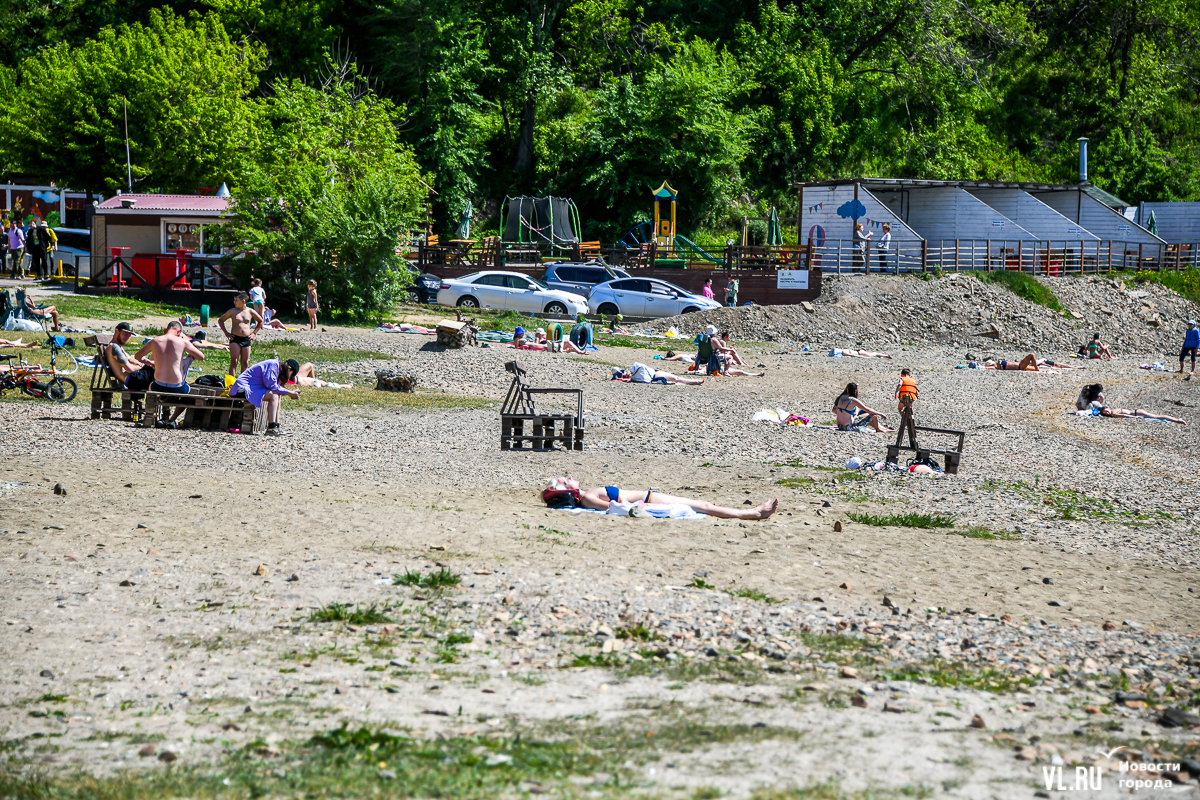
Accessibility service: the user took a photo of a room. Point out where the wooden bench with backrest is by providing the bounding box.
[500,360,583,451]
[86,334,147,421]
[885,401,965,474]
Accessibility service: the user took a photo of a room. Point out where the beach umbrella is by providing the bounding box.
[456,201,473,240]
[767,207,783,246]
[1146,209,1158,235]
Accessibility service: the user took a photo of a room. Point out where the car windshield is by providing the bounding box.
[651,280,691,296]
[527,276,551,290]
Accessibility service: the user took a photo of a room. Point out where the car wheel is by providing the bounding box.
[544,302,567,315]
[597,303,619,316]
[456,296,480,309]
[681,306,701,314]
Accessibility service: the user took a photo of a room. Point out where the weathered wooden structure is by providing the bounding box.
[500,360,584,451]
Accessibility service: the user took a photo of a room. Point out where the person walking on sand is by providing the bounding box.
[218,292,263,376]
[306,280,319,330]
[1180,320,1199,378]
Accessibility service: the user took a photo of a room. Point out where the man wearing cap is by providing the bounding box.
[231,357,299,436]
[1181,320,1200,377]
[107,322,155,391]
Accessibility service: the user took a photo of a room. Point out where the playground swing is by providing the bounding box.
[500,196,582,254]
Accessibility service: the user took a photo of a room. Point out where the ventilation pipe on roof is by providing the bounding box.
[1077,137,1089,183]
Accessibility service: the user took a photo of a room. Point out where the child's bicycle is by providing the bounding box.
[0,331,79,403]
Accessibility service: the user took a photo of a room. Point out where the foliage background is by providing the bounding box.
[1,0,1198,243]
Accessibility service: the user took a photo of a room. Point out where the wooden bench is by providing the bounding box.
[885,404,965,474]
[138,388,268,433]
[86,334,147,422]
[500,360,583,451]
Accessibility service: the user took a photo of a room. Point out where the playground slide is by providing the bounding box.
[673,234,723,264]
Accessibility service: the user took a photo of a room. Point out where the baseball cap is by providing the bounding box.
[114,322,133,333]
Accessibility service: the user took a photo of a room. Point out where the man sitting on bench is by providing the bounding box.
[134,321,207,428]
[108,321,155,391]
[232,357,300,437]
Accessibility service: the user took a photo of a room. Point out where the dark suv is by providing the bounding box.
[542,261,631,297]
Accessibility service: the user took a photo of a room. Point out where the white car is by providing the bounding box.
[587,277,722,318]
[436,271,589,315]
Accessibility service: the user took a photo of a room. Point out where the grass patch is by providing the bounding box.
[954,525,1019,541]
[1131,266,1200,305]
[615,625,663,641]
[49,293,189,322]
[846,512,955,529]
[986,479,1171,526]
[593,333,679,352]
[307,603,396,625]
[726,587,779,604]
[244,339,394,368]
[830,470,869,482]
[292,378,492,411]
[972,270,1064,312]
[775,477,815,488]
[392,568,461,589]
[569,653,625,668]
[877,659,1037,694]
[621,655,766,685]
[690,577,716,590]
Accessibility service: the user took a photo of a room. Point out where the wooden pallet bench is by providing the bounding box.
[500,360,584,451]
[138,388,267,433]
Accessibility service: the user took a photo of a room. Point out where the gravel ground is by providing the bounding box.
[1,274,1199,798]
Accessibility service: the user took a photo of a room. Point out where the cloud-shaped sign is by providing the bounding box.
[837,199,866,219]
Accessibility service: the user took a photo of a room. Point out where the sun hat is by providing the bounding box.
[705,324,718,335]
[514,325,525,336]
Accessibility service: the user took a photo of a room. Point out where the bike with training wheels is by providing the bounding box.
[0,330,79,403]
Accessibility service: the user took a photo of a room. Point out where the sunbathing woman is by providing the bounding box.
[292,362,353,389]
[534,329,586,354]
[983,354,1051,372]
[830,348,893,359]
[612,363,705,385]
[1099,406,1186,424]
[833,382,893,432]
[660,350,695,365]
[0,337,38,348]
[543,477,778,520]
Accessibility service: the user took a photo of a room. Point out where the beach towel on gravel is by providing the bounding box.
[560,503,705,519]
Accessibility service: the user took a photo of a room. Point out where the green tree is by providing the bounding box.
[0,9,264,193]
[223,61,427,320]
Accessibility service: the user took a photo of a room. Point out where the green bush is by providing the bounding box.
[972,270,1063,312]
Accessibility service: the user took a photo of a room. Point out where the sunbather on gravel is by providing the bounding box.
[833,382,893,432]
[543,477,778,519]
[831,348,892,359]
[292,362,353,389]
[983,354,1052,372]
[0,337,37,348]
[1076,383,1104,410]
[612,363,704,385]
[1099,407,1187,425]
[534,329,586,354]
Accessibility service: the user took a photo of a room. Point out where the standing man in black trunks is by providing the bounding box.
[217,292,263,376]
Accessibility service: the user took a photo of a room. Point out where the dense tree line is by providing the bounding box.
[1,0,1197,244]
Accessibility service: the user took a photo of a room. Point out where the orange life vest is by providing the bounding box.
[897,375,918,407]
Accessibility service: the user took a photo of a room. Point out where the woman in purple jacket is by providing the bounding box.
[231,358,300,436]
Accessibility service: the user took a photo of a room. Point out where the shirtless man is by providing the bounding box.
[217,292,263,376]
[543,477,778,520]
[135,321,205,396]
[106,321,155,390]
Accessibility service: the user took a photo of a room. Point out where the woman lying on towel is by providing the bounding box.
[983,354,1053,372]
[0,337,38,348]
[542,477,779,519]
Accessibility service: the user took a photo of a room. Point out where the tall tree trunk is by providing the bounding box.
[514,96,535,177]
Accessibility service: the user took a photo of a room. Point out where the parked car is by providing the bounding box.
[436,271,589,315]
[51,227,90,276]
[587,278,721,318]
[542,260,631,296]
[406,271,443,304]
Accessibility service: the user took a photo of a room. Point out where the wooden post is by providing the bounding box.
[837,239,842,275]
[806,236,814,270]
[987,240,993,272]
[1138,242,1143,271]
[954,239,960,272]
[1018,240,1024,273]
[921,240,928,273]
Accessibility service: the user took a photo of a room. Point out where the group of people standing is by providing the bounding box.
[3,218,57,279]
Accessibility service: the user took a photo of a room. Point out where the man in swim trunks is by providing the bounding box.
[543,477,778,520]
[612,363,705,385]
[134,321,206,426]
[218,292,264,376]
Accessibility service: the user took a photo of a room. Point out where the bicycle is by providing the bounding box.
[0,331,79,403]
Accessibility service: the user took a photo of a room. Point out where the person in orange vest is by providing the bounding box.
[895,368,918,412]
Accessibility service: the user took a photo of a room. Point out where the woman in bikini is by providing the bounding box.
[543,477,778,519]
[1099,407,1187,424]
[984,354,1044,371]
[832,382,892,432]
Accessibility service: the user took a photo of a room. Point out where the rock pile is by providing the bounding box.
[374,369,418,392]
[637,273,1200,355]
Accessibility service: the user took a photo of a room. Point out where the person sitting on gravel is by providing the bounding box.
[1087,333,1113,360]
[830,348,892,359]
[1076,383,1104,411]
[290,362,353,389]
[833,382,893,432]
[713,331,747,366]
[612,363,705,385]
[608,314,629,334]
[660,350,695,365]
[535,328,586,354]
[512,326,542,350]
[542,477,779,520]
[231,357,300,436]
